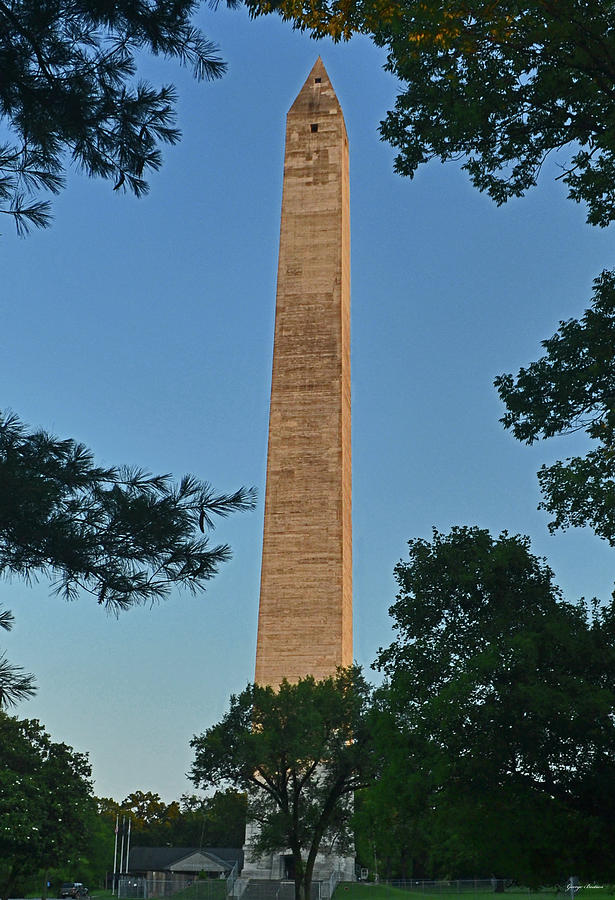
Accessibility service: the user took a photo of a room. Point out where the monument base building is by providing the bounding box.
[240,57,354,891]
[242,822,355,883]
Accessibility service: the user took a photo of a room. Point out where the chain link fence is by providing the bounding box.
[384,882,515,894]
[234,882,337,900]
[117,877,338,900]
[115,875,594,900]
[117,878,228,900]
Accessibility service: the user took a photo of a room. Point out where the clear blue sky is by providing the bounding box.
[3,7,614,803]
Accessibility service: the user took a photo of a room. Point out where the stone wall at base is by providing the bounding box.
[242,820,354,882]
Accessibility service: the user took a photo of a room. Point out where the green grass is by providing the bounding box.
[333,886,615,900]
[170,881,228,900]
[27,885,226,900]
[26,893,115,900]
[335,886,414,900]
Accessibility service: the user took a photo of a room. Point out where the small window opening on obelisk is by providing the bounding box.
[311,123,318,132]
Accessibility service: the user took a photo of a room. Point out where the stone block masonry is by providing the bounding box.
[254,57,352,689]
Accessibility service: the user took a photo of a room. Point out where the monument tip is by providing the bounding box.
[288,56,343,117]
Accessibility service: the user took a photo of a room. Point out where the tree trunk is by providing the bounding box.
[293,847,305,900]
[300,873,312,900]
[302,840,320,900]
[0,866,17,900]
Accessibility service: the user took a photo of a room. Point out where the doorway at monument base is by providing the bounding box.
[240,821,355,884]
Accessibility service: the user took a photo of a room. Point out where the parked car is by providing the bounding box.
[59,883,89,898]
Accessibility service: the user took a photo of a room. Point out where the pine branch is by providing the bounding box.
[0,653,36,708]
[0,0,231,232]
[0,411,256,611]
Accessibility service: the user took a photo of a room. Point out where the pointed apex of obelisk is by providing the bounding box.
[311,56,328,80]
[288,57,344,122]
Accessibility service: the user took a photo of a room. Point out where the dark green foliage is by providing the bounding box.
[97,790,181,841]
[371,526,615,883]
[353,715,430,880]
[175,790,247,848]
[496,270,615,546]
[190,668,377,900]
[0,411,256,611]
[374,0,615,226]
[97,788,247,848]
[0,712,97,900]
[0,605,35,708]
[72,808,116,890]
[0,0,236,233]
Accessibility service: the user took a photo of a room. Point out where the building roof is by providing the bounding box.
[128,847,243,874]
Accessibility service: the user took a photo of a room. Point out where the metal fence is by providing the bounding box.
[233,881,336,900]
[384,882,515,894]
[117,877,228,900]
[116,875,338,900]
[116,875,571,900]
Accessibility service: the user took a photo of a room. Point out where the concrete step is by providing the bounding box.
[239,880,332,900]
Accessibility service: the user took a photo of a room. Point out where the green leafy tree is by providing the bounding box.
[98,788,247,849]
[175,790,247,847]
[190,668,376,900]
[352,714,431,880]
[73,808,116,891]
[496,270,615,548]
[99,791,181,847]
[118,791,179,829]
[35,805,116,895]
[0,0,238,234]
[0,411,255,611]
[243,0,615,226]
[373,526,615,884]
[0,712,97,900]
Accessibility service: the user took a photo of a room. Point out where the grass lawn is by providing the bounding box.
[170,881,227,900]
[333,886,615,900]
[26,894,116,900]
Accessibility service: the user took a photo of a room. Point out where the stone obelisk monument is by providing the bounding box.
[255,56,352,689]
[242,58,353,883]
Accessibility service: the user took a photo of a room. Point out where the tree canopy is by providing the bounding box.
[372,526,615,883]
[496,270,615,548]
[0,712,97,900]
[190,668,376,900]
[97,788,247,848]
[244,0,615,225]
[0,0,237,233]
[174,790,247,848]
